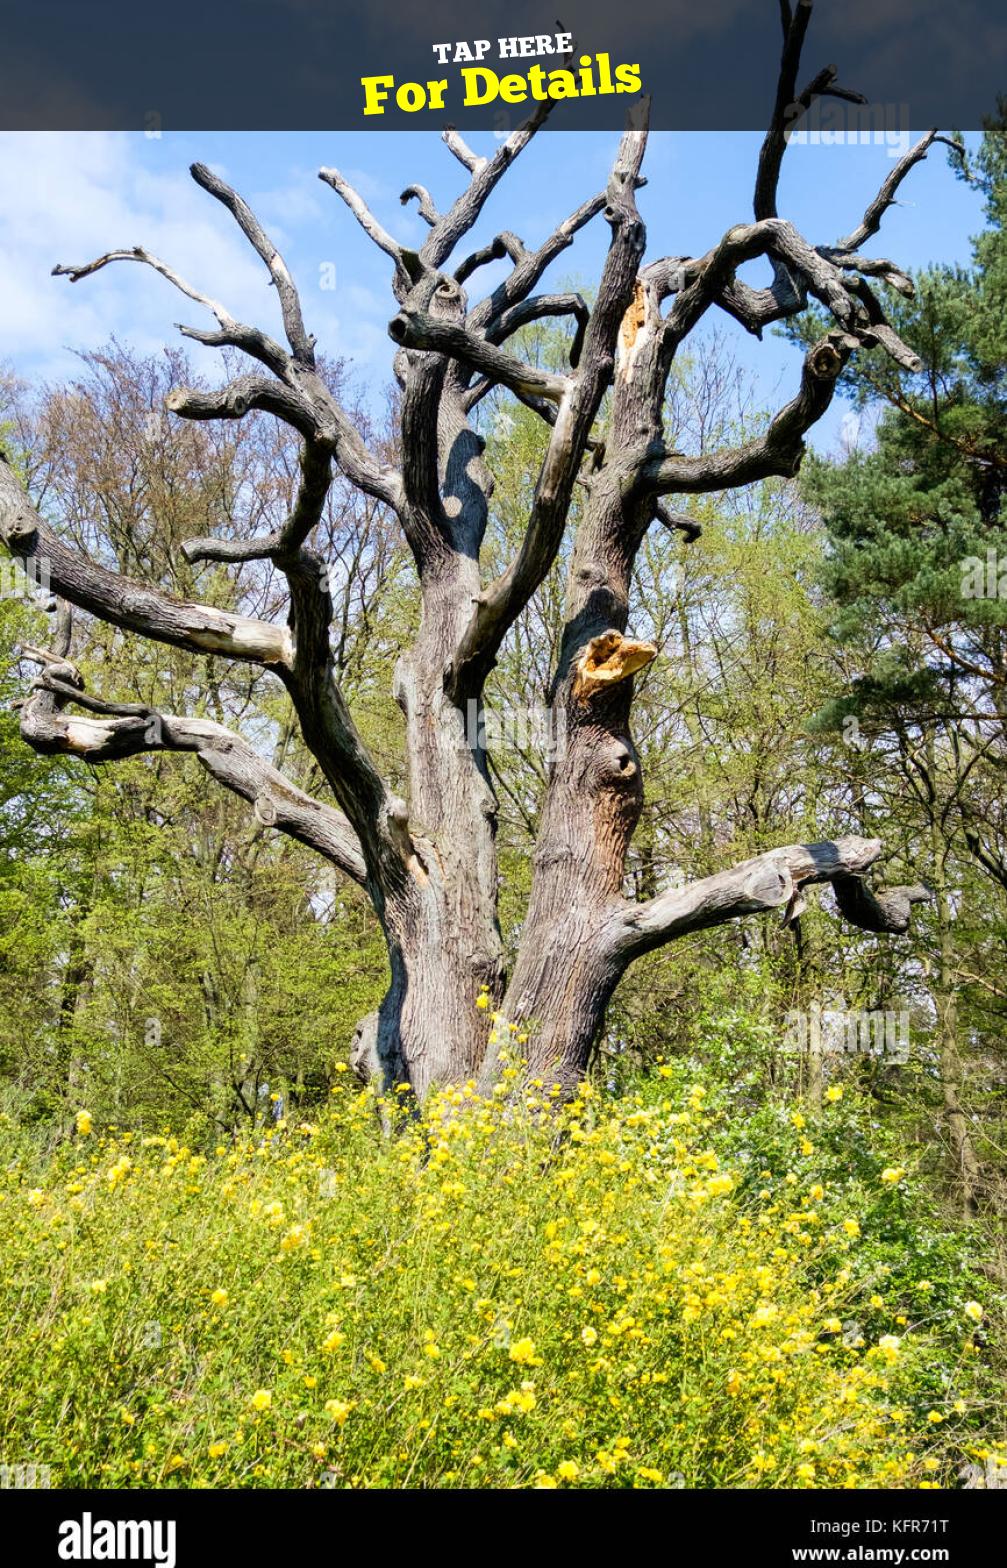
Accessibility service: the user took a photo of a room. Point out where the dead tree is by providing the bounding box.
[2,3,935,1097]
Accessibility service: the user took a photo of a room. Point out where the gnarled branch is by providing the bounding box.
[446,126,650,701]
[52,246,290,377]
[617,836,925,957]
[836,130,964,254]
[388,309,569,404]
[488,291,590,369]
[190,161,315,365]
[643,333,853,495]
[0,453,293,668]
[18,647,367,885]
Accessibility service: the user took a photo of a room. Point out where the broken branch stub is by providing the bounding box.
[573,631,658,701]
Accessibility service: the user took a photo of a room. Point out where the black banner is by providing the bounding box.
[1,1484,1002,1562]
[0,0,1004,131]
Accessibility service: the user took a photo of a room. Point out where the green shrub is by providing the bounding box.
[1,1062,1001,1489]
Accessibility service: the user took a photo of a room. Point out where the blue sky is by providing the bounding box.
[0,129,984,453]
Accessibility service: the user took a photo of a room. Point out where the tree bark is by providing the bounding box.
[929,811,984,1216]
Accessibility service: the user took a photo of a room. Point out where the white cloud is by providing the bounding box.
[250,173,328,234]
[0,133,284,386]
[0,135,413,401]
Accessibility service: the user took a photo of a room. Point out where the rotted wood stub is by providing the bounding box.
[616,277,660,382]
[619,279,647,356]
[808,340,842,380]
[573,631,658,701]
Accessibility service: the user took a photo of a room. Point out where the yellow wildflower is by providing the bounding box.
[280,1224,308,1252]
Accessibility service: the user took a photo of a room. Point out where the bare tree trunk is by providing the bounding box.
[374,605,505,1093]
[57,902,92,1081]
[929,816,984,1216]
[496,457,653,1086]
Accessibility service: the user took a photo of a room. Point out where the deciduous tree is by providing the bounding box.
[1,3,935,1097]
